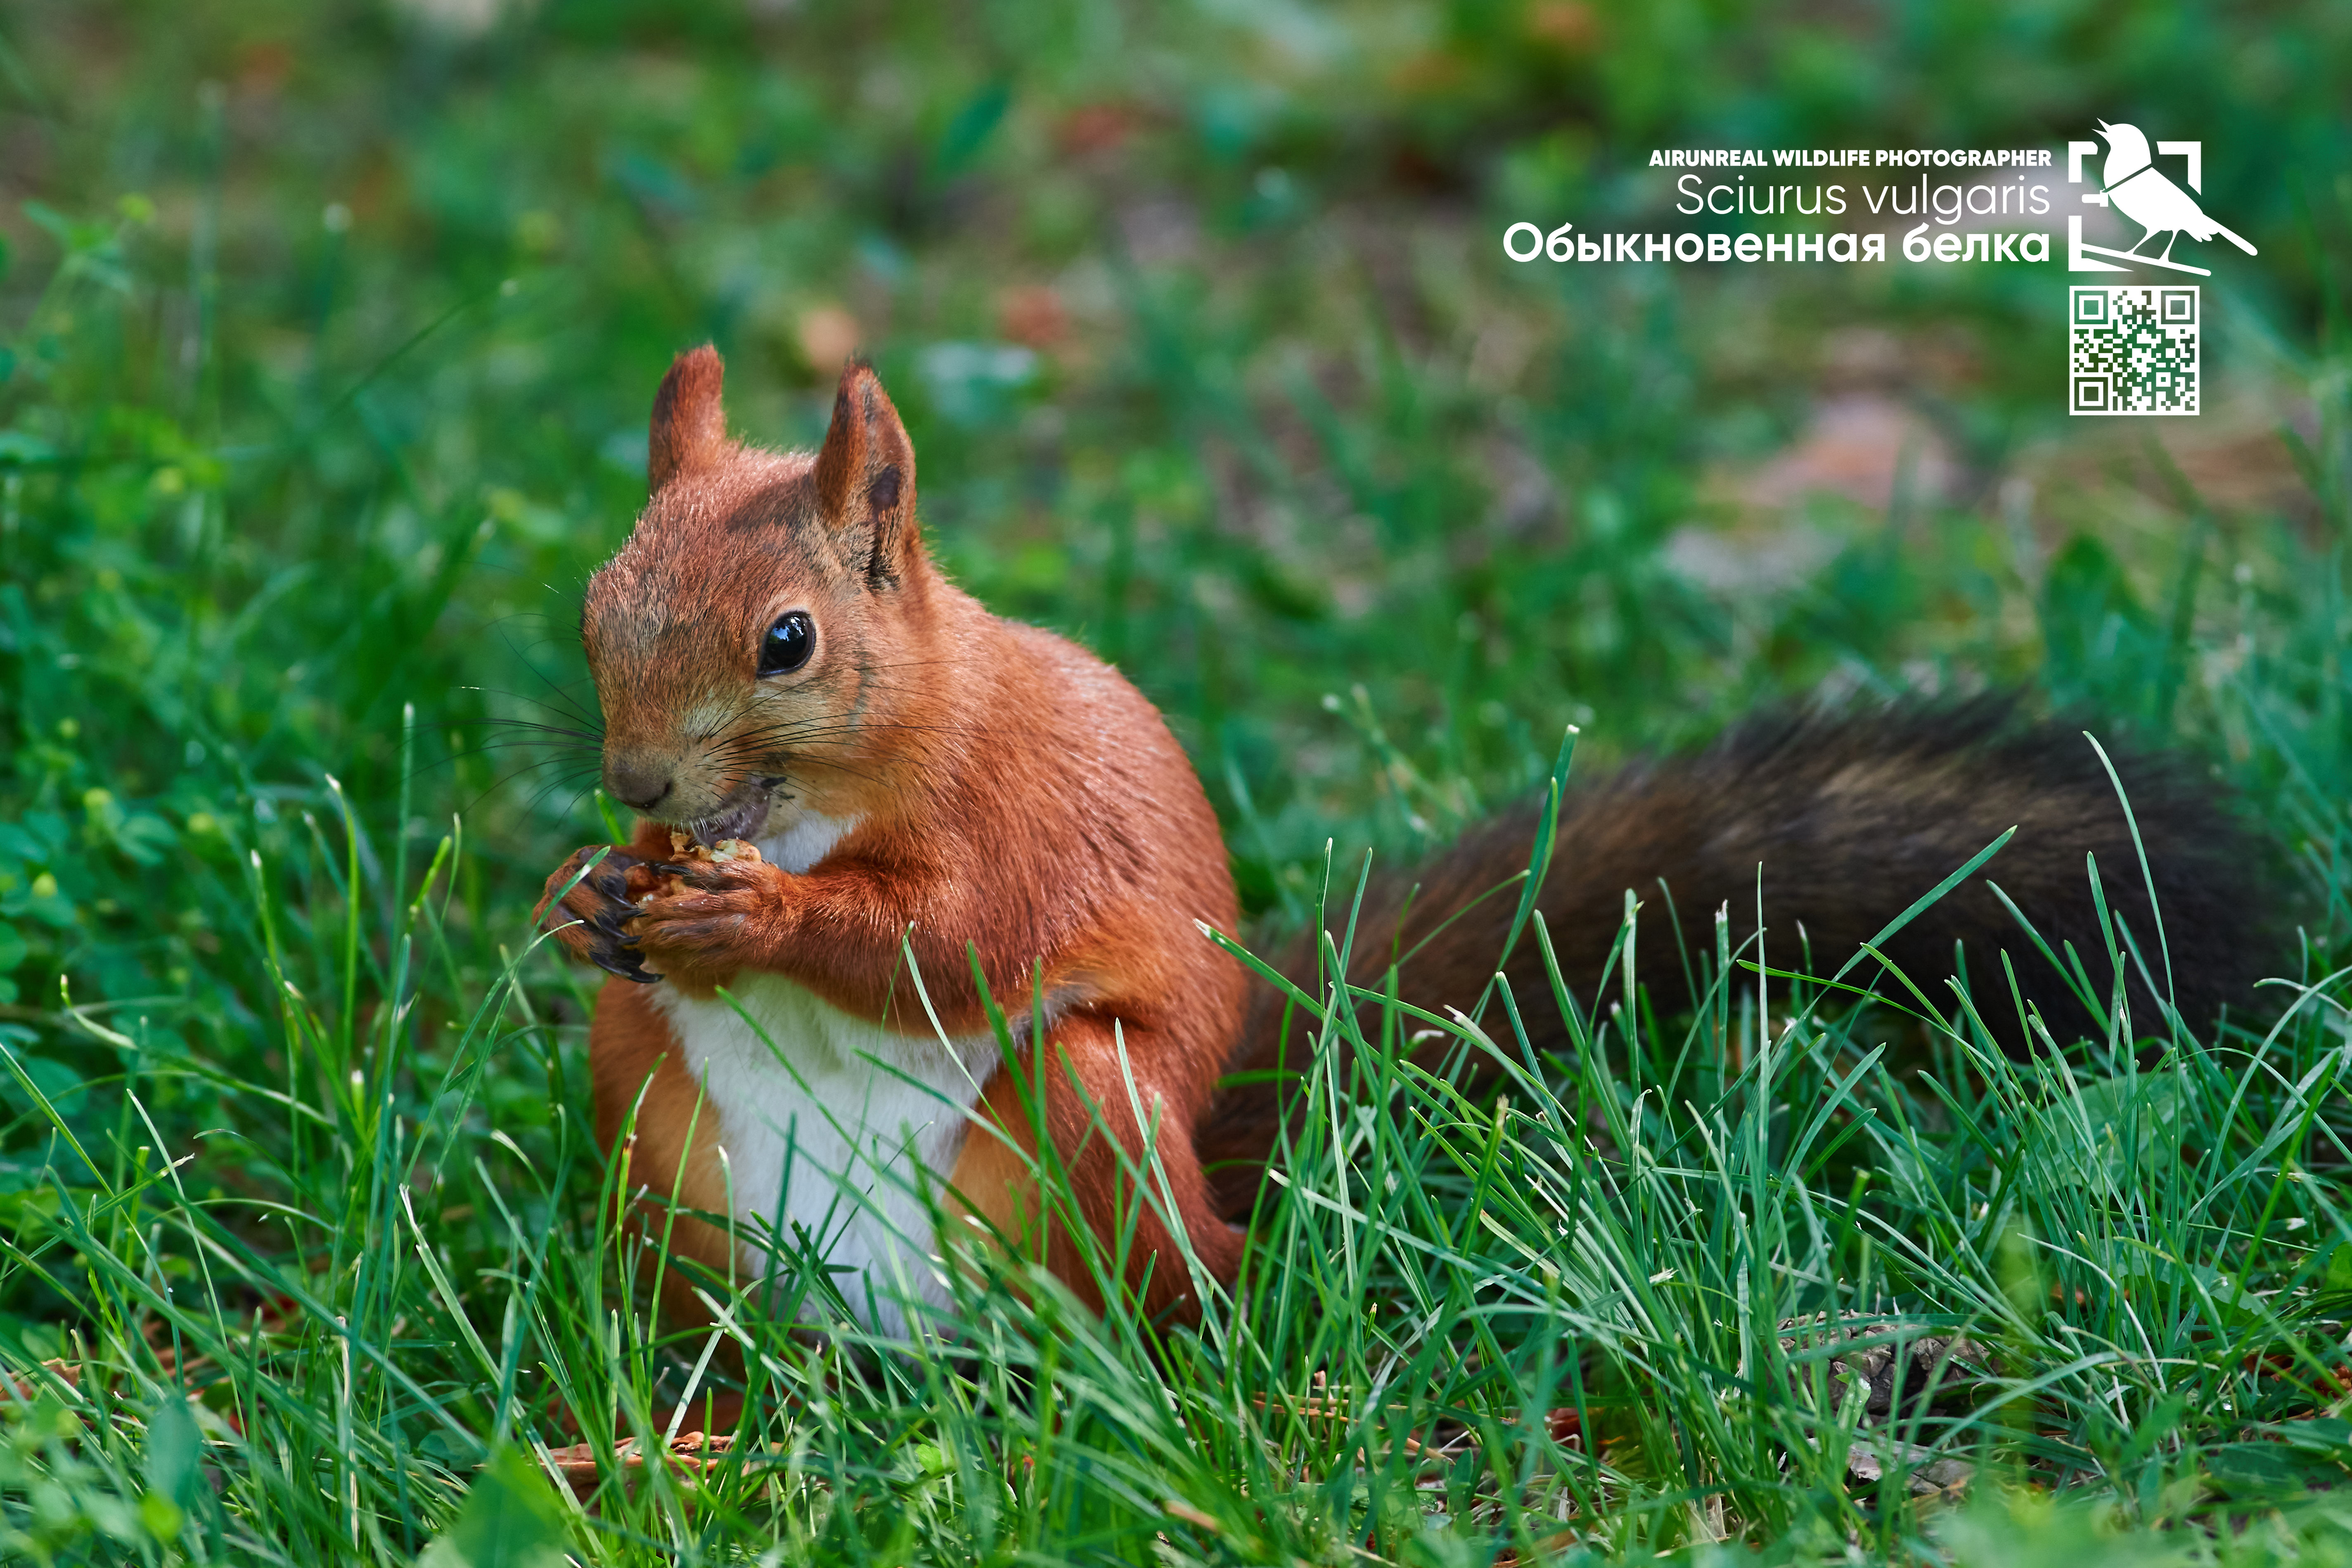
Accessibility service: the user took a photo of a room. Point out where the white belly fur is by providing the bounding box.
[647,972,1000,1338]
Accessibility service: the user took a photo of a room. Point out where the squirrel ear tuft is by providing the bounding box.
[812,360,919,590]
[648,344,730,495]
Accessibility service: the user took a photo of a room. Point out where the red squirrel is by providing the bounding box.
[539,347,2270,1330]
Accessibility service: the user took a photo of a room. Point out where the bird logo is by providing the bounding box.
[2094,121,2255,262]
[2069,122,2254,275]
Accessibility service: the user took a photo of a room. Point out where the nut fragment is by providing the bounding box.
[635,832,764,904]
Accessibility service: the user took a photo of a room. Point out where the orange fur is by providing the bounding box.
[587,976,741,1322]
[542,348,1247,1324]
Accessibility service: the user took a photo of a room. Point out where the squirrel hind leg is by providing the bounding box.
[946,1022,1241,1325]
[590,979,745,1328]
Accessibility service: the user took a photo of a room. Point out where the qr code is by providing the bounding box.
[2070,287,2198,416]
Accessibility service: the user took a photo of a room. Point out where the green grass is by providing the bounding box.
[6,1,2352,1561]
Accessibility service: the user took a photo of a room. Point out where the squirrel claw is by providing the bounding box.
[538,843,669,982]
[590,946,659,984]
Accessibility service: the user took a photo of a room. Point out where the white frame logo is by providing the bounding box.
[2066,123,2254,277]
[2063,123,2250,417]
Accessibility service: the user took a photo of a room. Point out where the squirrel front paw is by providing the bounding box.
[623,852,789,981]
[535,845,662,984]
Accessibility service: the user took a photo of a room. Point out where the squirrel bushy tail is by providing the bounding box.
[1200,700,2278,1216]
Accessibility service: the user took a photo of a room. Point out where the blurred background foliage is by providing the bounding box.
[1,0,2349,973]
[0,0,2347,1192]
[1,0,2351,1559]
[0,0,2348,1532]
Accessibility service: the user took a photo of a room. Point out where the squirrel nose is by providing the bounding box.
[605,758,675,814]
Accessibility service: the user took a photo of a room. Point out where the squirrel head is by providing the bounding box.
[581,345,939,842]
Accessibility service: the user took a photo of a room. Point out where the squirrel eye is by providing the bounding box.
[758,611,816,676]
